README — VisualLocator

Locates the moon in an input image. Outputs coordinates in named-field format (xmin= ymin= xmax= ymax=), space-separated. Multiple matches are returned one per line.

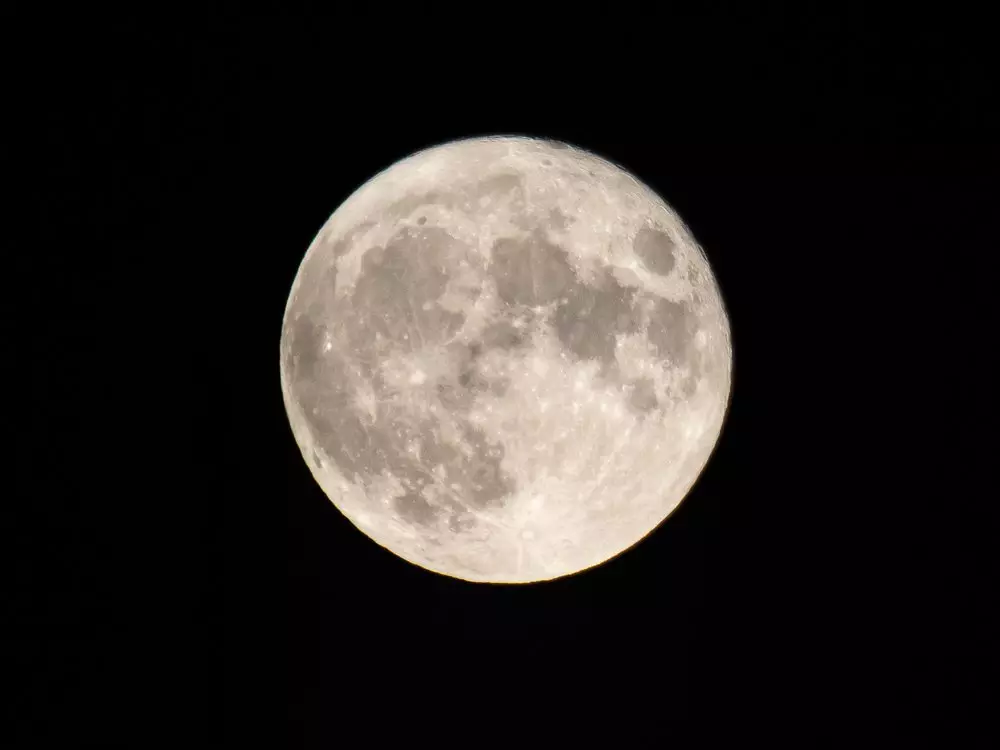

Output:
xmin=280 ymin=136 xmax=732 ymax=583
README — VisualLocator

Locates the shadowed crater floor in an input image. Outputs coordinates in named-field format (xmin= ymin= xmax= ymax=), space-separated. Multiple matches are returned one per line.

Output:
xmin=633 ymin=226 xmax=677 ymax=276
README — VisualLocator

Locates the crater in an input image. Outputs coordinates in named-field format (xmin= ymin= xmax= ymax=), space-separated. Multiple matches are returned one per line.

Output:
xmin=633 ymin=226 xmax=677 ymax=276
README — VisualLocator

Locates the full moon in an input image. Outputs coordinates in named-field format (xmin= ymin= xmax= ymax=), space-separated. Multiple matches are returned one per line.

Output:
xmin=280 ymin=136 xmax=732 ymax=583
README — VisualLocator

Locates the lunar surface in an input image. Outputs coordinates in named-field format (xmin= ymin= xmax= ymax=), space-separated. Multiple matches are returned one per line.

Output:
xmin=280 ymin=136 xmax=732 ymax=583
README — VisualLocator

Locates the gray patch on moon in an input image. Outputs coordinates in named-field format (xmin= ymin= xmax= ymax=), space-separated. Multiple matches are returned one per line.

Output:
xmin=646 ymin=297 xmax=698 ymax=368
xmin=486 ymin=232 xmax=651 ymax=387
xmin=328 ymin=221 xmax=375 ymax=259
xmin=680 ymin=373 xmax=699 ymax=398
xmin=384 ymin=190 xmax=445 ymax=223
xmin=490 ymin=232 xmax=577 ymax=308
xmin=632 ymin=226 xmax=677 ymax=276
xmin=435 ymin=380 xmax=473 ymax=412
xmin=372 ymin=172 xmax=529 ymax=233
xmin=627 ymin=377 xmax=660 ymax=414
xmin=448 ymin=512 xmax=476 ymax=534
xmin=286 ymin=220 xmax=522 ymax=535
xmin=478 ymin=320 xmax=528 ymax=351
xmin=384 ymin=174 xmax=525 ymax=222
xmin=552 ymin=270 xmax=640 ymax=368
xmin=472 ymin=174 xmax=522 ymax=202
xmin=339 ymin=226 xmax=468 ymax=368
xmin=286 ymin=339 xmax=375 ymax=483
xmin=286 ymin=235 xmax=340 ymax=336
xmin=547 ymin=208 xmax=572 ymax=231
xmin=284 ymin=313 xmax=325 ymax=383
xmin=303 ymin=380 xmax=514 ymax=526
xmin=393 ymin=491 xmax=440 ymax=526
xmin=632 ymin=227 xmax=677 ymax=276
xmin=437 ymin=340 xmax=512 ymax=411
xmin=452 ymin=422 xmax=517 ymax=508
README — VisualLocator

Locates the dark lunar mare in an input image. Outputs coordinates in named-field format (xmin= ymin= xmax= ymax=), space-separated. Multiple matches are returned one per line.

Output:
xmin=632 ymin=226 xmax=677 ymax=276
xmin=285 ymin=220 xmax=520 ymax=530
xmin=487 ymin=231 xmax=695 ymax=414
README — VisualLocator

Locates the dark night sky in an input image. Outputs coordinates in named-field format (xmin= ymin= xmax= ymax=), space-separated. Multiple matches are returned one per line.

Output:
xmin=11 ymin=10 xmax=995 ymax=744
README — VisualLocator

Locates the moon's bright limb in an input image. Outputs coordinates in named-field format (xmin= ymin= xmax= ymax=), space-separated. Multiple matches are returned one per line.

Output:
xmin=280 ymin=136 xmax=732 ymax=583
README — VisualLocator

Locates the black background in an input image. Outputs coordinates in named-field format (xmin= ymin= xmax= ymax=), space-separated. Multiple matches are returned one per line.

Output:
xmin=10 ymin=9 xmax=995 ymax=744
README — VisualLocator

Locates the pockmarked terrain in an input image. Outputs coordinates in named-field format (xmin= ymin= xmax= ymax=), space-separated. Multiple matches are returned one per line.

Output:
xmin=280 ymin=137 xmax=732 ymax=582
